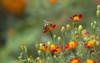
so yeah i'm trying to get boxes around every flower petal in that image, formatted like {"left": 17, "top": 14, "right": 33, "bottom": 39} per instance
{"left": 43, "top": 29, "right": 48, "bottom": 33}
{"left": 79, "top": 14, "right": 82, "bottom": 19}
{"left": 52, "top": 24, "right": 56, "bottom": 28}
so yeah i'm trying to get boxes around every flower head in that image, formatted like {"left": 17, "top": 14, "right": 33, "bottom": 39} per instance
{"left": 70, "top": 58, "right": 79, "bottom": 63}
{"left": 64, "top": 41, "right": 78, "bottom": 50}
{"left": 2, "top": 0, "right": 26, "bottom": 15}
{"left": 84, "top": 40, "right": 94, "bottom": 48}
{"left": 48, "top": 0, "right": 57, "bottom": 5}
{"left": 70, "top": 14, "right": 82, "bottom": 21}
{"left": 43, "top": 20, "right": 56, "bottom": 33}
{"left": 42, "top": 44, "right": 48, "bottom": 52}
{"left": 86, "top": 59, "right": 97, "bottom": 63}
{"left": 50, "top": 44, "right": 61, "bottom": 53}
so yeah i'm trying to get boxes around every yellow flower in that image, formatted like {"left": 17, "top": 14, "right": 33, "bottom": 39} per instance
{"left": 74, "top": 16, "right": 80, "bottom": 21}
{"left": 42, "top": 44, "right": 48, "bottom": 52}
{"left": 91, "top": 35, "right": 95, "bottom": 39}
{"left": 2, "top": 0, "right": 26, "bottom": 15}
{"left": 70, "top": 58, "right": 79, "bottom": 63}
{"left": 50, "top": 44, "right": 55, "bottom": 51}
{"left": 48, "top": 0, "right": 57, "bottom": 5}
{"left": 86, "top": 59, "right": 96, "bottom": 63}
{"left": 43, "top": 21, "right": 56, "bottom": 33}
{"left": 68, "top": 41, "right": 78, "bottom": 49}
{"left": 50, "top": 44, "right": 61, "bottom": 53}
{"left": 70, "top": 14, "right": 82, "bottom": 21}
{"left": 87, "top": 40, "right": 94, "bottom": 48}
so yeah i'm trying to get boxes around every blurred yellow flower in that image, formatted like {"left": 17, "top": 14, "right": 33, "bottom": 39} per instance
{"left": 84, "top": 40, "right": 94, "bottom": 48}
{"left": 68, "top": 41, "right": 78, "bottom": 49}
{"left": 42, "top": 44, "right": 48, "bottom": 52}
{"left": 70, "top": 14, "right": 82, "bottom": 21}
{"left": 50, "top": 44, "right": 61, "bottom": 53}
{"left": 50, "top": 44, "right": 55, "bottom": 51}
{"left": 48, "top": 0, "right": 57, "bottom": 5}
{"left": 87, "top": 40, "right": 94, "bottom": 48}
{"left": 70, "top": 58, "right": 79, "bottom": 63}
{"left": 2, "top": 0, "right": 26, "bottom": 15}
{"left": 64, "top": 41, "right": 78, "bottom": 50}
{"left": 86, "top": 59, "right": 96, "bottom": 63}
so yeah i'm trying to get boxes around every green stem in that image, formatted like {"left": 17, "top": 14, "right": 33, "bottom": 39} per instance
{"left": 72, "top": 50, "right": 77, "bottom": 57}
{"left": 23, "top": 52, "right": 28, "bottom": 63}
{"left": 62, "top": 34, "right": 65, "bottom": 52}
{"left": 49, "top": 31, "right": 54, "bottom": 41}
{"left": 97, "top": 16, "right": 100, "bottom": 29}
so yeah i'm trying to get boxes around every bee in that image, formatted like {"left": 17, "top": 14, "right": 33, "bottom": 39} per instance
{"left": 43, "top": 20, "right": 56, "bottom": 33}
{"left": 43, "top": 20, "right": 52, "bottom": 29}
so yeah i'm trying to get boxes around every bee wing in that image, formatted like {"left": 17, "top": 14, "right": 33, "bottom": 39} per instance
{"left": 43, "top": 20, "right": 49, "bottom": 24}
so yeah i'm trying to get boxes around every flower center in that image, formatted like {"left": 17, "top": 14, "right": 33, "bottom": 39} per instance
{"left": 73, "top": 16, "right": 80, "bottom": 21}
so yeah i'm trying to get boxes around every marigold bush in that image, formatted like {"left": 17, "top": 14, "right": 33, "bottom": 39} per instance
{"left": 17, "top": 5, "right": 100, "bottom": 63}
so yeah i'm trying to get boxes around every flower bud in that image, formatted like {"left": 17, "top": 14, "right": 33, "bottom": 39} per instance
{"left": 91, "top": 23, "right": 93, "bottom": 27}
{"left": 94, "top": 21, "right": 97, "bottom": 25}
{"left": 53, "top": 55, "right": 57, "bottom": 58}
{"left": 20, "top": 44, "right": 27, "bottom": 53}
{"left": 91, "top": 35, "right": 95, "bottom": 39}
{"left": 18, "top": 61, "right": 22, "bottom": 63}
{"left": 35, "top": 41, "right": 39, "bottom": 49}
{"left": 96, "top": 41, "right": 100, "bottom": 46}
{"left": 20, "top": 44, "right": 24, "bottom": 51}
{"left": 28, "top": 55, "right": 33, "bottom": 63}
{"left": 61, "top": 26, "right": 65, "bottom": 34}
{"left": 96, "top": 36, "right": 99, "bottom": 40}
{"left": 66, "top": 24, "right": 71, "bottom": 31}
{"left": 36, "top": 57, "right": 40, "bottom": 60}
{"left": 97, "top": 10, "right": 100, "bottom": 17}
{"left": 93, "top": 25, "right": 96, "bottom": 29}
{"left": 47, "top": 57, "right": 50, "bottom": 60}
{"left": 38, "top": 50, "right": 41, "bottom": 55}
{"left": 24, "top": 45, "right": 27, "bottom": 53}
{"left": 58, "top": 37, "right": 62, "bottom": 42}
{"left": 78, "top": 25, "right": 83, "bottom": 32}
{"left": 83, "top": 37, "right": 88, "bottom": 42}
{"left": 74, "top": 31, "right": 78, "bottom": 34}
{"left": 53, "top": 35, "right": 56, "bottom": 39}
{"left": 40, "top": 43, "right": 43, "bottom": 49}
{"left": 47, "top": 41, "right": 51, "bottom": 46}
{"left": 97, "top": 5, "right": 100, "bottom": 10}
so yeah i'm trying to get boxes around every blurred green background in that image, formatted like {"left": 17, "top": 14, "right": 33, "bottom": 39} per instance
{"left": 0, "top": 0, "right": 99, "bottom": 63}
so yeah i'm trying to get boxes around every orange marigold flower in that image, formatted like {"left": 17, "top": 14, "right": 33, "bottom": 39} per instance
{"left": 48, "top": 0, "right": 57, "bottom": 5}
{"left": 42, "top": 44, "right": 48, "bottom": 52}
{"left": 64, "top": 41, "right": 78, "bottom": 50}
{"left": 84, "top": 40, "right": 94, "bottom": 48}
{"left": 70, "top": 58, "right": 79, "bottom": 63}
{"left": 43, "top": 20, "right": 56, "bottom": 33}
{"left": 50, "top": 44, "right": 61, "bottom": 53}
{"left": 70, "top": 14, "right": 82, "bottom": 21}
{"left": 50, "top": 44, "right": 55, "bottom": 51}
{"left": 86, "top": 59, "right": 97, "bottom": 63}
{"left": 1, "top": 0, "right": 26, "bottom": 15}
